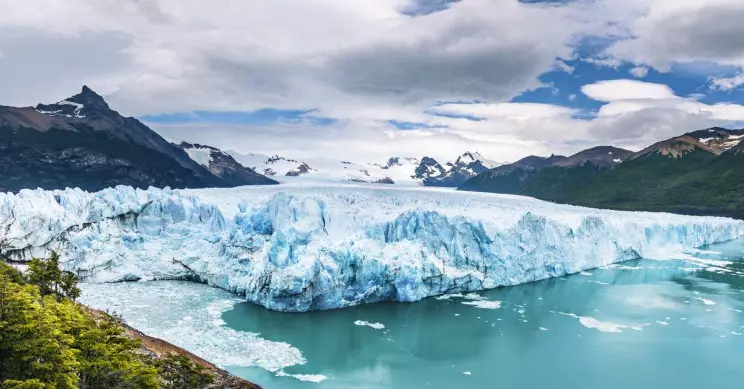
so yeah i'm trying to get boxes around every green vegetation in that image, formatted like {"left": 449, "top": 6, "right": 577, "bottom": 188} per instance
{"left": 0, "top": 253, "right": 215, "bottom": 389}
{"left": 460, "top": 151, "right": 744, "bottom": 219}
{"left": 153, "top": 356, "right": 214, "bottom": 389}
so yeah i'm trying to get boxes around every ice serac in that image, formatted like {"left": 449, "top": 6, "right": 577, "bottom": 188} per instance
{"left": 1, "top": 185, "right": 743, "bottom": 312}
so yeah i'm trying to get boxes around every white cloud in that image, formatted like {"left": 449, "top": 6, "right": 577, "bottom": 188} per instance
{"left": 1, "top": 0, "right": 743, "bottom": 164}
{"left": 0, "top": 0, "right": 584, "bottom": 116}
{"left": 407, "top": 78, "right": 744, "bottom": 160}
{"left": 554, "top": 59, "right": 575, "bottom": 74}
{"left": 581, "top": 79, "right": 676, "bottom": 102}
{"left": 709, "top": 73, "right": 744, "bottom": 91}
{"left": 0, "top": 0, "right": 612, "bottom": 163}
{"left": 431, "top": 103, "right": 574, "bottom": 121}
{"left": 606, "top": 0, "right": 744, "bottom": 70}
{"left": 584, "top": 79, "right": 744, "bottom": 122}
{"left": 583, "top": 57, "right": 624, "bottom": 69}
{"left": 629, "top": 67, "right": 649, "bottom": 78}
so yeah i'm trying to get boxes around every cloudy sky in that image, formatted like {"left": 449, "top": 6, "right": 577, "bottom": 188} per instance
{"left": 2, "top": 0, "right": 744, "bottom": 163}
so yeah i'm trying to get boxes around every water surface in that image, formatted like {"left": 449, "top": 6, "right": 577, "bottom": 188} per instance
{"left": 80, "top": 240, "right": 744, "bottom": 389}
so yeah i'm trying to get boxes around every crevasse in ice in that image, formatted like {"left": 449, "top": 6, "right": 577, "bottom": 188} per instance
{"left": 1, "top": 184, "right": 742, "bottom": 312}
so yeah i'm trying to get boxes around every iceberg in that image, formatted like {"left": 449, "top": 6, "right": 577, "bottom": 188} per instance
{"left": 1, "top": 184, "right": 742, "bottom": 312}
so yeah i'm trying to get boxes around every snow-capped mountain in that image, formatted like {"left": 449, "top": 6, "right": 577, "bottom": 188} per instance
{"left": 174, "top": 142, "right": 277, "bottom": 186}
{"left": 684, "top": 128, "right": 744, "bottom": 154}
{"left": 157, "top": 143, "right": 500, "bottom": 187}
{"left": 229, "top": 152, "right": 395, "bottom": 184}
{"left": 0, "top": 86, "right": 265, "bottom": 192}
{"left": 373, "top": 152, "right": 501, "bottom": 187}
{"left": 426, "top": 152, "right": 501, "bottom": 187}
{"left": 626, "top": 128, "right": 744, "bottom": 161}
{"left": 228, "top": 152, "right": 309, "bottom": 177}
{"left": 1, "top": 184, "right": 740, "bottom": 311}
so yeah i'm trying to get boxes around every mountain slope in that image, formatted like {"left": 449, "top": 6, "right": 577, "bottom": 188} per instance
{"left": 230, "top": 151, "right": 395, "bottom": 184}
{"left": 422, "top": 152, "right": 500, "bottom": 187}
{"left": 0, "top": 87, "right": 274, "bottom": 192}
{"left": 175, "top": 142, "right": 277, "bottom": 186}
{"left": 552, "top": 145, "right": 743, "bottom": 217}
{"left": 458, "top": 147, "right": 631, "bottom": 196}
{"left": 461, "top": 129, "right": 744, "bottom": 219}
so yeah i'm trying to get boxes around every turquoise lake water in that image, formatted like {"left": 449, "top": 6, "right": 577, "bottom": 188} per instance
{"left": 225, "top": 240, "right": 744, "bottom": 389}
{"left": 79, "top": 239, "right": 744, "bottom": 389}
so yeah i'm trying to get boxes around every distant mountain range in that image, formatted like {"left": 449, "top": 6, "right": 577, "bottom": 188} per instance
{"left": 379, "top": 152, "right": 501, "bottom": 187}
{"left": 0, "top": 85, "right": 509, "bottom": 192}
{"left": 0, "top": 86, "right": 276, "bottom": 192}
{"left": 227, "top": 151, "right": 396, "bottom": 184}
{"left": 223, "top": 149, "right": 500, "bottom": 187}
{"left": 460, "top": 127, "right": 744, "bottom": 219}
{"left": 173, "top": 141, "right": 277, "bottom": 186}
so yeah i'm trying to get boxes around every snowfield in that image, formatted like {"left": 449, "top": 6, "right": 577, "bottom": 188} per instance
{"left": 1, "top": 183, "right": 743, "bottom": 311}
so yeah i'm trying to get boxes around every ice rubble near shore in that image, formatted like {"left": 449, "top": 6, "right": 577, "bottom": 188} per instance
{"left": 1, "top": 184, "right": 743, "bottom": 312}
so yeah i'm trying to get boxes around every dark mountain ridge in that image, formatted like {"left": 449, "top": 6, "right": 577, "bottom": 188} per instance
{"left": 0, "top": 86, "right": 274, "bottom": 192}
{"left": 460, "top": 127, "right": 744, "bottom": 219}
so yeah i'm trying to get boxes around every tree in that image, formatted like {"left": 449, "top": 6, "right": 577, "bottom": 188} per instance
{"left": 25, "top": 252, "right": 79, "bottom": 301}
{"left": 73, "top": 315, "right": 159, "bottom": 389}
{"left": 2, "top": 379, "right": 46, "bottom": 389}
{"left": 26, "top": 257, "right": 53, "bottom": 299}
{"left": 59, "top": 272, "right": 80, "bottom": 302}
{"left": 1, "top": 257, "right": 217, "bottom": 389}
{"left": 153, "top": 355, "right": 214, "bottom": 389}
{"left": 0, "top": 267, "right": 78, "bottom": 388}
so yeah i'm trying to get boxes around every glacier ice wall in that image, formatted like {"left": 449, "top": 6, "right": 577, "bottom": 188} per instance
{"left": 1, "top": 184, "right": 743, "bottom": 312}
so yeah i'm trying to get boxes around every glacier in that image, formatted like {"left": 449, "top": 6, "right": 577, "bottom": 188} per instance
{"left": 1, "top": 183, "right": 743, "bottom": 312}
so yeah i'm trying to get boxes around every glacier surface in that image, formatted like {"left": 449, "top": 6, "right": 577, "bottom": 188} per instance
{"left": 1, "top": 184, "right": 743, "bottom": 312}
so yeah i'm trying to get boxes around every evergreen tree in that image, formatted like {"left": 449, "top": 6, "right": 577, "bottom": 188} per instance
{"left": 59, "top": 272, "right": 80, "bottom": 301}
{"left": 1, "top": 256, "right": 215, "bottom": 389}
{"left": 153, "top": 355, "right": 214, "bottom": 389}
{"left": 25, "top": 252, "right": 79, "bottom": 301}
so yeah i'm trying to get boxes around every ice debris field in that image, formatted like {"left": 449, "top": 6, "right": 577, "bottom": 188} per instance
{"left": 1, "top": 183, "right": 743, "bottom": 312}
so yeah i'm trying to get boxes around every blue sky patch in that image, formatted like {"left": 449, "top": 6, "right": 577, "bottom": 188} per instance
{"left": 401, "top": 0, "right": 461, "bottom": 16}
{"left": 142, "top": 109, "right": 336, "bottom": 127}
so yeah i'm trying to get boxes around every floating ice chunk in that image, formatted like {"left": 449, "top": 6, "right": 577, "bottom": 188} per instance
{"left": 461, "top": 300, "right": 502, "bottom": 310}
{"left": 604, "top": 264, "right": 644, "bottom": 271}
{"left": 276, "top": 371, "right": 328, "bottom": 383}
{"left": 435, "top": 293, "right": 464, "bottom": 300}
{"left": 354, "top": 320, "right": 385, "bottom": 330}
{"left": 463, "top": 371, "right": 472, "bottom": 376}
{"left": 558, "top": 312, "right": 642, "bottom": 333}
{"left": 694, "top": 297, "right": 717, "bottom": 306}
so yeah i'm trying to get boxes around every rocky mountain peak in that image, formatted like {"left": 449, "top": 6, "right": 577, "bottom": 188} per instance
{"left": 35, "top": 86, "right": 111, "bottom": 119}
{"left": 413, "top": 157, "right": 446, "bottom": 179}
{"left": 685, "top": 128, "right": 744, "bottom": 154}
{"left": 456, "top": 151, "right": 482, "bottom": 164}
{"left": 553, "top": 146, "right": 632, "bottom": 168}
{"left": 72, "top": 85, "right": 111, "bottom": 110}
{"left": 629, "top": 135, "right": 720, "bottom": 160}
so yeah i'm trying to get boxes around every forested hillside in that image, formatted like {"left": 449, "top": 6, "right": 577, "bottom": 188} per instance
{"left": 0, "top": 253, "right": 250, "bottom": 389}
{"left": 460, "top": 130, "right": 744, "bottom": 219}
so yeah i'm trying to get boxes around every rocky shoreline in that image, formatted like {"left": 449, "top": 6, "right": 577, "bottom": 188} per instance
{"left": 84, "top": 306, "right": 262, "bottom": 389}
